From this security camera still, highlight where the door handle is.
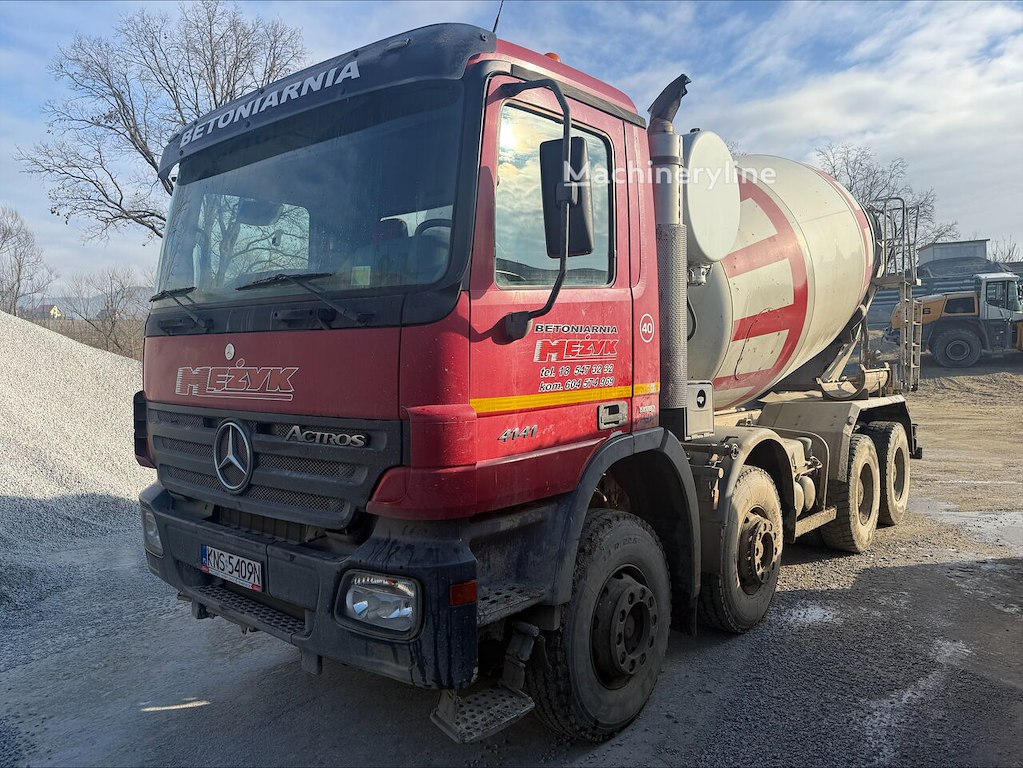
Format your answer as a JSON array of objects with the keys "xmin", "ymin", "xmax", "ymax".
[{"xmin": 598, "ymin": 401, "xmax": 628, "ymax": 430}]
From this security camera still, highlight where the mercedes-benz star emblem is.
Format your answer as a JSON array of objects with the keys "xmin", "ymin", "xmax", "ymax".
[{"xmin": 213, "ymin": 420, "xmax": 254, "ymax": 494}]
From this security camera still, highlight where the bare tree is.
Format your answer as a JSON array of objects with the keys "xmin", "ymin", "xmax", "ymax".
[
  {"xmin": 0, "ymin": 205, "xmax": 58, "ymax": 316},
  {"xmin": 17, "ymin": 0, "xmax": 304, "ymax": 241},
  {"xmin": 62, "ymin": 266, "xmax": 148, "ymax": 357},
  {"xmin": 814, "ymin": 143, "xmax": 959, "ymax": 252},
  {"xmin": 989, "ymin": 235, "xmax": 1020, "ymax": 264}
]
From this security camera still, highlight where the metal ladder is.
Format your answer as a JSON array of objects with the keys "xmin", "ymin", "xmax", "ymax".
[{"xmin": 870, "ymin": 197, "xmax": 921, "ymax": 393}]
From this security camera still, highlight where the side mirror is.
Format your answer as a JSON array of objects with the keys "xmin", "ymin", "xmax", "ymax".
[{"xmin": 540, "ymin": 136, "xmax": 594, "ymax": 258}]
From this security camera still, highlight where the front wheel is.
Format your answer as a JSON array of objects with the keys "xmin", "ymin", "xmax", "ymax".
[
  {"xmin": 932, "ymin": 327, "xmax": 982, "ymax": 368},
  {"xmin": 527, "ymin": 509, "xmax": 671, "ymax": 742}
]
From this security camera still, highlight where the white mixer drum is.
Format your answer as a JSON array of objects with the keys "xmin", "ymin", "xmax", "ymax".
[{"xmin": 686, "ymin": 155, "xmax": 876, "ymax": 410}]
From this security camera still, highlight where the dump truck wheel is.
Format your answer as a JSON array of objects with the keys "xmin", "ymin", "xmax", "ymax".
[
  {"xmin": 862, "ymin": 421, "xmax": 910, "ymax": 526},
  {"xmin": 822, "ymin": 435, "xmax": 880, "ymax": 552},
  {"xmin": 932, "ymin": 327, "xmax": 982, "ymax": 367},
  {"xmin": 526, "ymin": 509, "xmax": 671, "ymax": 742},
  {"xmin": 698, "ymin": 467, "xmax": 783, "ymax": 633}
]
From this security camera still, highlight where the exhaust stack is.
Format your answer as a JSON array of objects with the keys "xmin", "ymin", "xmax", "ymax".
[{"xmin": 647, "ymin": 75, "xmax": 691, "ymax": 423}]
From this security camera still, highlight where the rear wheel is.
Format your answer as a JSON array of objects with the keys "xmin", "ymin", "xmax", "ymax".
[
  {"xmin": 862, "ymin": 421, "xmax": 910, "ymax": 526},
  {"xmin": 527, "ymin": 509, "xmax": 671, "ymax": 742},
  {"xmin": 698, "ymin": 467, "xmax": 783, "ymax": 633},
  {"xmin": 822, "ymin": 434, "xmax": 880, "ymax": 552},
  {"xmin": 932, "ymin": 327, "xmax": 982, "ymax": 368}
]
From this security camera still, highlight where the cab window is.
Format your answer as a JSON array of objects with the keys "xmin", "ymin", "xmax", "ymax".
[
  {"xmin": 494, "ymin": 105, "xmax": 612, "ymax": 288},
  {"xmin": 945, "ymin": 296, "xmax": 976, "ymax": 314},
  {"xmin": 986, "ymin": 281, "xmax": 1008, "ymax": 308}
]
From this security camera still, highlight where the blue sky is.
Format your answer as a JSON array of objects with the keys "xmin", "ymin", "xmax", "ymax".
[{"xmin": 1, "ymin": 0, "xmax": 1021, "ymax": 283}]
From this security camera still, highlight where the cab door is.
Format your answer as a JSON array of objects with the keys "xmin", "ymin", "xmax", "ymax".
[
  {"xmin": 467, "ymin": 76, "xmax": 634, "ymax": 513},
  {"xmin": 981, "ymin": 279, "xmax": 1018, "ymax": 352}
]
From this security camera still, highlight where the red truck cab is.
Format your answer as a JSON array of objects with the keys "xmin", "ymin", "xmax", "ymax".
[{"xmin": 138, "ymin": 24, "xmax": 699, "ymax": 741}]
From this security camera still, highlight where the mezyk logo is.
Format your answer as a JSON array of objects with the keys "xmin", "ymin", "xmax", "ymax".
[
  {"xmin": 175, "ymin": 359, "xmax": 299, "ymax": 402},
  {"xmin": 534, "ymin": 338, "xmax": 619, "ymax": 363}
]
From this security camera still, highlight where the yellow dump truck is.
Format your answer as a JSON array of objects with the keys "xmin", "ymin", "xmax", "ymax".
[{"xmin": 890, "ymin": 272, "xmax": 1023, "ymax": 367}]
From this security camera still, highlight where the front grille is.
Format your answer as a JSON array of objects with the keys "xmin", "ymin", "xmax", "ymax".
[
  {"xmin": 165, "ymin": 465, "xmax": 220, "ymax": 490},
  {"xmin": 153, "ymin": 410, "xmax": 205, "ymax": 429},
  {"xmin": 259, "ymin": 452, "xmax": 362, "ymax": 481},
  {"xmin": 248, "ymin": 483, "xmax": 349, "ymax": 514},
  {"xmin": 161, "ymin": 464, "xmax": 349, "ymax": 511},
  {"xmin": 148, "ymin": 404, "xmax": 401, "ymax": 530},
  {"xmin": 156, "ymin": 436, "xmax": 213, "ymax": 459}
]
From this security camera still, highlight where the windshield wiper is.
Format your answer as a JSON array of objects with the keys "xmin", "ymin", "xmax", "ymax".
[
  {"xmin": 235, "ymin": 272, "xmax": 369, "ymax": 325},
  {"xmin": 235, "ymin": 272, "xmax": 332, "ymax": 290},
  {"xmin": 150, "ymin": 285, "xmax": 197, "ymax": 302},
  {"xmin": 150, "ymin": 286, "xmax": 210, "ymax": 331}
]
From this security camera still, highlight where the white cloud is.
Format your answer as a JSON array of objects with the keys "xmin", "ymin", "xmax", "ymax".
[{"xmin": 680, "ymin": 2, "xmax": 1023, "ymax": 246}]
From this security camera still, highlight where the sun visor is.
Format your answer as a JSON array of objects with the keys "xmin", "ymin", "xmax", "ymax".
[{"xmin": 158, "ymin": 23, "xmax": 496, "ymax": 179}]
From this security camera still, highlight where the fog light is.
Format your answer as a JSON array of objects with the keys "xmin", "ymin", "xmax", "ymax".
[
  {"xmin": 142, "ymin": 508, "xmax": 163, "ymax": 556},
  {"xmin": 343, "ymin": 572, "xmax": 418, "ymax": 633}
]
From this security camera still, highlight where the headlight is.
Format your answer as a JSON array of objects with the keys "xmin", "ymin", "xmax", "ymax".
[
  {"xmin": 342, "ymin": 571, "xmax": 418, "ymax": 633},
  {"xmin": 141, "ymin": 507, "xmax": 163, "ymax": 556}
]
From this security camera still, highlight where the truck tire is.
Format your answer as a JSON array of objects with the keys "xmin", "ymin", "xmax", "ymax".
[
  {"xmin": 698, "ymin": 467, "xmax": 783, "ymax": 634},
  {"xmin": 862, "ymin": 421, "xmax": 910, "ymax": 526},
  {"xmin": 526, "ymin": 509, "xmax": 671, "ymax": 742},
  {"xmin": 821, "ymin": 434, "xmax": 880, "ymax": 552},
  {"xmin": 932, "ymin": 327, "xmax": 982, "ymax": 367}
]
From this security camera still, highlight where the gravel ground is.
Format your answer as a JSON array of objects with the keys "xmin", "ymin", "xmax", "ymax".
[{"xmin": 1, "ymin": 316, "xmax": 1020, "ymax": 767}]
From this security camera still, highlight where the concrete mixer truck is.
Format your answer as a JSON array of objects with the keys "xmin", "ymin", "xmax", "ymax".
[{"xmin": 134, "ymin": 24, "xmax": 921, "ymax": 744}]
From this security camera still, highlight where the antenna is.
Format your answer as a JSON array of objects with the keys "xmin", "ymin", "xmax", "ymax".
[{"xmin": 492, "ymin": 0, "xmax": 505, "ymax": 34}]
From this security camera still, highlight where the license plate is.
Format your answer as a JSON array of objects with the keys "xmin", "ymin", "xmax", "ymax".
[{"xmin": 201, "ymin": 545, "xmax": 263, "ymax": 592}]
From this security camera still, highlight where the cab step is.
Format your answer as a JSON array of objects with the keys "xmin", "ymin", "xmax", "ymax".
[
  {"xmin": 432, "ymin": 621, "xmax": 539, "ymax": 743},
  {"xmin": 431, "ymin": 685, "xmax": 535, "ymax": 743}
]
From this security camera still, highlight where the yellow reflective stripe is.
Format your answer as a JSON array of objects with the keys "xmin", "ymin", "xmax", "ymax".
[
  {"xmin": 471, "ymin": 386, "xmax": 632, "ymax": 414},
  {"xmin": 470, "ymin": 383, "xmax": 660, "ymax": 414}
]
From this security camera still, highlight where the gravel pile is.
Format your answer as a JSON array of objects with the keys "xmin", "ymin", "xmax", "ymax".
[{"xmin": 0, "ymin": 311, "xmax": 152, "ymax": 620}]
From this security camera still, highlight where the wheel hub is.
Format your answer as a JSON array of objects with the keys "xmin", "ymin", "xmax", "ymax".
[
  {"xmin": 592, "ymin": 573, "xmax": 658, "ymax": 680},
  {"xmin": 947, "ymin": 341, "xmax": 969, "ymax": 361},
  {"xmin": 738, "ymin": 514, "xmax": 778, "ymax": 590}
]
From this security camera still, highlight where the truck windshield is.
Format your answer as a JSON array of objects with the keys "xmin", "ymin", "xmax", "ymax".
[{"xmin": 154, "ymin": 83, "xmax": 463, "ymax": 306}]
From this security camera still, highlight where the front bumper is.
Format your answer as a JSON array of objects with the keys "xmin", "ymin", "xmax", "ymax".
[{"xmin": 140, "ymin": 483, "xmax": 478, "ymax": 689}]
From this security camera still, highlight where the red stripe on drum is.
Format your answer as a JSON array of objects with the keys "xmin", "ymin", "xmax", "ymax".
[
  {"xmin": 722, "ymin": 232, "xmax": 792, "ymax": 276},
  {"xmin": 731, "ymin": 302, "xmax": 802, "ymax": 341}
]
